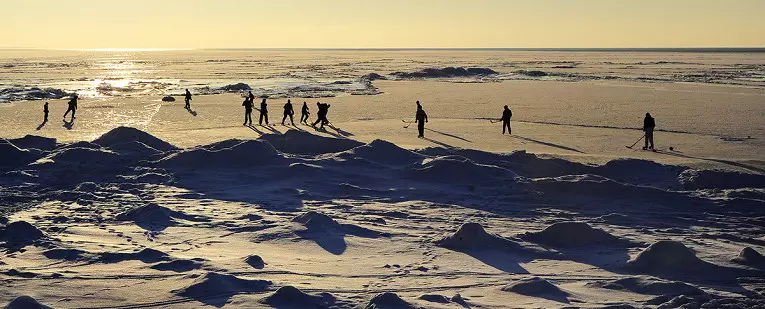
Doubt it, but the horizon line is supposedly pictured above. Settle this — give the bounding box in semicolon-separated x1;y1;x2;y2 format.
1;47;765;53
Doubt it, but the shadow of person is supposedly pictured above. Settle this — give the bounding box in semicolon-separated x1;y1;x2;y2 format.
655;149;765;174
512;135;584;154
62;119;74;130
186;107;198;116
326;123;354;137
246;124;264;135
426;128;472;142
36;120;48;131
422;137;455;149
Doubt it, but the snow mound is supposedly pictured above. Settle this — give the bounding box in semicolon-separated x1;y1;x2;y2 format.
150;259;204;272
292;211;341;229
245;255;265;268
0;221;45;244
44;147;120;165
417;294;451;303
42;248;89;261
0;140;39;167
174;272;270;298
590;277;702;295
520;222;627;247
338;139;424;167
158;139;281;168
219;83;252;91
732;247;765;267
365;292;418;309
598;158;682;186
679;169;765;190
501;277;569;300
409;156;516;183
8;135;57;151
93;127;177;152
161;96;175;102
259;286;335;308
391;67;497;78
627;241;705;272
4;295;54;309
593;213;635;225
258;129;362;155
114;203;189;227
99;248;170;263
434;223;535;253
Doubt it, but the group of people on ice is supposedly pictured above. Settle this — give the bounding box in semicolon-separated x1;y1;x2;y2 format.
44;90;657;149
241;91;332;129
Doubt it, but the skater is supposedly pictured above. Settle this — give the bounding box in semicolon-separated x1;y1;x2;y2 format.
242;97;253;126
63;93;78;120
643;112;656;150
282;99;295;126
259;98;269;125
311;102;330;129
415;101;428;138
184;89;192;109
43;102;49;122
501;105;512;134
300;102;310;124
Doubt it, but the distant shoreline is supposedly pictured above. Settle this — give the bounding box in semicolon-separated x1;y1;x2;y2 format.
1;47;765;53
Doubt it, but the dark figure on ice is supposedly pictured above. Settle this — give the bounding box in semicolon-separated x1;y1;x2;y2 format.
184;89;192;109
63;93;78;120
643;112;656;150
300;102;310;124
415;101;428;138
242;97;253;126
259;98;269;125
43;102;49;123
501;105;512;134
282;99;295;126
312;102;330;129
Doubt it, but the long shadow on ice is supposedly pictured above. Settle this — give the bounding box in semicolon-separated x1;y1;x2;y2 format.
512;135;584;154
655;149;765;174
425;128;472;143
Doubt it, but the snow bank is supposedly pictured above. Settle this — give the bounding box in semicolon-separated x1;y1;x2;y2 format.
365;292;418;309
259;286;335;308
520;222;628;247
590;277;702;295
150;259;204;272
43;147;121;165
679;169;765;190
99;248;170;263
174;272;270;298
391;67;497;78
93;127;178;152
627;241;705;272
0;140;41;168
115;203;187;225
292;211;341;230
258;129;362;155
157;139;281;168
4;295;54;309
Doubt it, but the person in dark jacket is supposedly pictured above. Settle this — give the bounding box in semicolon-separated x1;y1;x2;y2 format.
501;105;512;134
63;93;78;120
415;101;428;138
43;102;49;123
259;98;269;125
247;91;255;104
300;102;310;124
643;112;656;150
242;97;253;126
312;102;330;129
282;99;295;126
184;89;192;109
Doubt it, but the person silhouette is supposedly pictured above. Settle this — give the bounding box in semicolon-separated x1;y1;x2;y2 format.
415;101;428;138
43;102;49;123
282;99;295;126
242;97;253;126
247;91;255;104
63;93;78;120
643;112;656;151
501;105;512;135
184;89;192;109
311;102;330;129
259;98;269;125
300;102;310;124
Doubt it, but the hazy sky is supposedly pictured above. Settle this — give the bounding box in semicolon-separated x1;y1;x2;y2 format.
2;0;764;49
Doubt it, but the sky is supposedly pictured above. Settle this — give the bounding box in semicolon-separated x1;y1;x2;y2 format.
1;0;764;49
